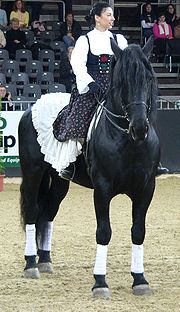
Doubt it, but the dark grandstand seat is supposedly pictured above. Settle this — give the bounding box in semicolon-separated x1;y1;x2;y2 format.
11;72;29;96
0;72;6;84
26;60;43;83
38;31;56;45
0;49;9;61
2;60;20;83
50;41;67;60
4;83;17;97
48;83;66;93
38;49;55;72
22;29;35;48
13;95;29;110
37;71;55;94
15;49;33;72
23;83;42;101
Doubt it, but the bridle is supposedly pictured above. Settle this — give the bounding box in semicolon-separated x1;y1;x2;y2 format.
95;96;150;134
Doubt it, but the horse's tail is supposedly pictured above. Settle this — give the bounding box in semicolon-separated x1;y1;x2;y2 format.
20;180;26;231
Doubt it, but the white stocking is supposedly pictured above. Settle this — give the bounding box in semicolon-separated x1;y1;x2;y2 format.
131;244;144;273
24;224;37;256
93;244;108;275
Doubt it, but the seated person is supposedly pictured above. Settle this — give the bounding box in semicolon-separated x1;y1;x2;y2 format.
153;12;173;62
31;20;45;36
10;0;29;29
6;18;27;59
0;0;8;29
165;3;178;35
0;28;6;48
59;46;76;93
141;2;157;40
59;12;82;48
0;85;13;111
174;17;180;39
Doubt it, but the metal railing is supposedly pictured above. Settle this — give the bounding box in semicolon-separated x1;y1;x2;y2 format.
157;96;180;109
1;98;180;112
1;100;35;111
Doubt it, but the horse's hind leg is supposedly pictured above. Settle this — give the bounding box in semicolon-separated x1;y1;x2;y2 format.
131;180;155;295
36;170;69;274
21;167;46;279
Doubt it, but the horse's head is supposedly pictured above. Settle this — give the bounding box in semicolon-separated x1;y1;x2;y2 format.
110;37;157;141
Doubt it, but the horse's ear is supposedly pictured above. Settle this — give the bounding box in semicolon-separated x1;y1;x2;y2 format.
110;37;123;60
142;35;154;58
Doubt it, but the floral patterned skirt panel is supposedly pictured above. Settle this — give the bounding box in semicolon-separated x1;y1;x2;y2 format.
53;72;110;142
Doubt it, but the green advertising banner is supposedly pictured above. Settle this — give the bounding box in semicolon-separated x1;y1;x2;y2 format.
0;111;24;168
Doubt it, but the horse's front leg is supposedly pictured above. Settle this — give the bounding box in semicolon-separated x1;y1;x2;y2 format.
131;180;155;296
92;185;112;299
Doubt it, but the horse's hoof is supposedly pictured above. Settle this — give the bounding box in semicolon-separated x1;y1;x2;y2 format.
24;267;40;279
38;262;53;274
92;287;110;299
132;284;153;296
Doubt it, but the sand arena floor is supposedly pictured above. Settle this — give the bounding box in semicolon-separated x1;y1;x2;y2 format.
0;175;179;312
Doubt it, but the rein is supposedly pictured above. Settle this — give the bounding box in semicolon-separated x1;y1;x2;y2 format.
95;96;130;133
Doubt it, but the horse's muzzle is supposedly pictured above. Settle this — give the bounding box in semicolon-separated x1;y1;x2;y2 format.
129;121;149;141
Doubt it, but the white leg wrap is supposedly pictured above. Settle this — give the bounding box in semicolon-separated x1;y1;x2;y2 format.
131;244;144;273
24;224;37;256
93;244;108;275
38;221;53;251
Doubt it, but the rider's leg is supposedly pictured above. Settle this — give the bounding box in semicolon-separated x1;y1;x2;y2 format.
60;138;84;181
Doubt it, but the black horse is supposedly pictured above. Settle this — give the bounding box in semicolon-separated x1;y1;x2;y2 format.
18;39;160;297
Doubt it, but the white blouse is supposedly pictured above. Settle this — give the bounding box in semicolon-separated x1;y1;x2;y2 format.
70;28;128;94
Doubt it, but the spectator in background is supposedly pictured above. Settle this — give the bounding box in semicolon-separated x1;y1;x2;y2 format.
10;0;29;29
0;28;6;48
141;2;157;41
31;20;46;36
6;18;27;59
59;12;82;48
0;1;7;29
165;3;178;35
59;46;76;93
174;17;180;39
153;12;173;62
57;0;72;22
0;85;13;111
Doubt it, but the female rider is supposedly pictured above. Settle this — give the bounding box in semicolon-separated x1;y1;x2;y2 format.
53;2;128;180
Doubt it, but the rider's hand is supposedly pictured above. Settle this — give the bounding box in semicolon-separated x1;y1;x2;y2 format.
88;82;101;94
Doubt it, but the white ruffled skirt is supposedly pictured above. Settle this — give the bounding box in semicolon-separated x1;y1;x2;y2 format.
31;92;82;175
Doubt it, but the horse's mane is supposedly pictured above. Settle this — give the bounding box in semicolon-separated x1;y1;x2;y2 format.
109;44;158;123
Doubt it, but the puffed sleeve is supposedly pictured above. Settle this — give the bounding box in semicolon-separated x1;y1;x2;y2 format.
70;35;94;94
116;34;128;50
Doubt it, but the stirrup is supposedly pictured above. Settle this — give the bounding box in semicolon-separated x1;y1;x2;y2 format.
60;163;76;181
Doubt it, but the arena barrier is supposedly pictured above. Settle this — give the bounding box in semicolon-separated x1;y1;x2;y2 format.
157;110;180;173
1;109;180;177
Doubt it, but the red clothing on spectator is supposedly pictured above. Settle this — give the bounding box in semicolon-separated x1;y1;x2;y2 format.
153;22;173;40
